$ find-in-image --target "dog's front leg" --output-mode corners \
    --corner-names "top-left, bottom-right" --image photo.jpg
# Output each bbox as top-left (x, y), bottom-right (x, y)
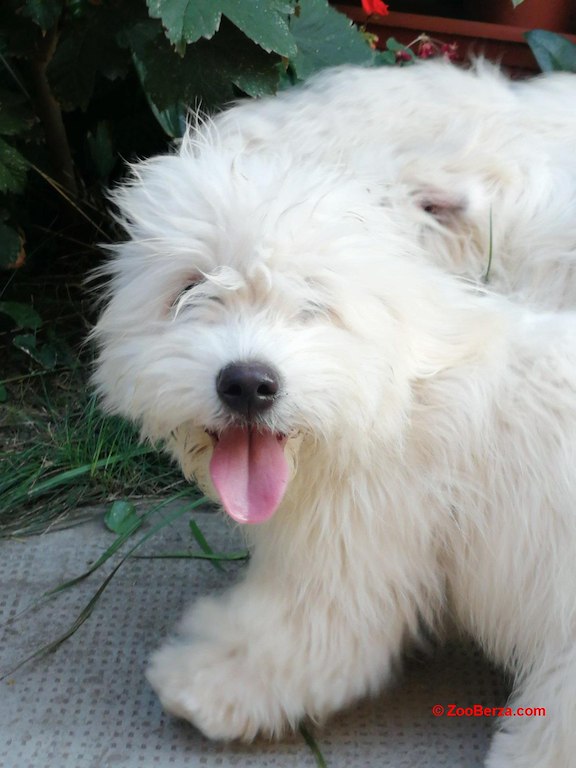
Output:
top-left (146, 558), bottom-right (408, 741)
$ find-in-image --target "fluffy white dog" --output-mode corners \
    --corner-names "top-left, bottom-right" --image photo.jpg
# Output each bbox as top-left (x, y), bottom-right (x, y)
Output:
top-left (94, 61), bottom-right (576, 768)
top-left (201, 59), bottom-right (576, 310)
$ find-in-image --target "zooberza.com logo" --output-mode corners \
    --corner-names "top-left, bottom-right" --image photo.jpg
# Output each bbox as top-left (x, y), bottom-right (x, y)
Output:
top-left (432, 704), bottom-right (546, 718)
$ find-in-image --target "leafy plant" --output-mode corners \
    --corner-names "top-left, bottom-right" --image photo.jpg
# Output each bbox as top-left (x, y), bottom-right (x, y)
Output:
top-left (0, 387), bottom-right (188, 535)
top-left (525, 30), bottom-right (576, 73)
top-left (0, 300), bottom-right (71, 395)
top-left (0, 0), bottom-right (376, 271)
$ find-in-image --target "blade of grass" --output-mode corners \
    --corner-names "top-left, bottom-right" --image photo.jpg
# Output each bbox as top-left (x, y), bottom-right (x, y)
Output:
top-left (0, 367), bottom-right (70, 386)
top-left (189, 517), bottom-right (226, 572)
top-left (25, 445), bottom-right (154, 498)
top-left (31, 164), bottom-right (112, 241)
top-left (0, 54), bottom-right (32, 99)
top-left (299, 723), bottom-right (328, 768)
top-left (133, 551), bottom-right (249, 561)
top-left (3, 498), bottom-right (210, 678)
top-left (12, 492), bottom-right (207, 621)
top-left (483, 207), bottom-right (494, 284)
top-left (1, 559), bottom-right (125, 681)
top-left (2, 444), bottom-right (154, 513)
top-left (44, 491), bottom-right (207, 597)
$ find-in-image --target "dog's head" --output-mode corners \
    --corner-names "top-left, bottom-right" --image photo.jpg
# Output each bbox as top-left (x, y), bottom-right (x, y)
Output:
top-left (94, 140), bottom-right (495, 524)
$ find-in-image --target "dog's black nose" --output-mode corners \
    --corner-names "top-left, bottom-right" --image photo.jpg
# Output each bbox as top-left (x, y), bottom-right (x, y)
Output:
top-left (216, 362), bottom-right (280, 417)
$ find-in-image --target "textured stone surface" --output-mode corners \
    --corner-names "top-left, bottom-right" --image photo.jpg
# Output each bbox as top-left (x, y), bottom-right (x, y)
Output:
top-left (0, 510), bottom-right (508, 768)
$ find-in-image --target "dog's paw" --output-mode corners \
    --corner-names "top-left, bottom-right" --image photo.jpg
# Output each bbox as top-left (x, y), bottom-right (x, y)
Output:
top-left (146, 641), bottom-right (292, 741)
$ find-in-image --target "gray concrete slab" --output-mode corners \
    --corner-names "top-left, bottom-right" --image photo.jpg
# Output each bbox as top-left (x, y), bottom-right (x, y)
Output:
top-left (0, 510), bottom-right (508, 768)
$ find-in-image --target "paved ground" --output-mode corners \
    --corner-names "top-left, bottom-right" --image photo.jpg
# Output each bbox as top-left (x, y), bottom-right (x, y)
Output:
top-left (0, 508), bottom-right (508, 768)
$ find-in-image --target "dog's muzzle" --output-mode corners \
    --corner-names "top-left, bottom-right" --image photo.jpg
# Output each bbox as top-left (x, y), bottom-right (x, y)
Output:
top-left (209, 360), bottom-right (288, 525)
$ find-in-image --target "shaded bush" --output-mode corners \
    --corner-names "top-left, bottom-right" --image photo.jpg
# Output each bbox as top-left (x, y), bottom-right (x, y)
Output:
top-left (0, 0), bottom-right (376, 268)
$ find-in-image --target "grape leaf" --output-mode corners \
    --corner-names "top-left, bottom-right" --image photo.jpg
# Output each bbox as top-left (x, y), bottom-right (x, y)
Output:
top-left (289, 0), bottom-right (373, 80)
top-left (146, 0), bottom-right (222, 45)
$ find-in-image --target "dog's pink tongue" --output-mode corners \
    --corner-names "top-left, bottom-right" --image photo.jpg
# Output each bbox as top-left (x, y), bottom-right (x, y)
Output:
top-left (209, 426), bottom-right (289, 524)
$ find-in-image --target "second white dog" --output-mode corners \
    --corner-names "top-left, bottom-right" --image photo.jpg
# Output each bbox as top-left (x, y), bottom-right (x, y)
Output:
top-left (204, 59), bottom-right (576, 309)
top-left (94, 62), bottom-right (576, 768)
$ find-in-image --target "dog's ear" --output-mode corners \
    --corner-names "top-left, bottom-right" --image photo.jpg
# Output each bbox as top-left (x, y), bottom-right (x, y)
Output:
top-left (414, 187), bottom-right (468, 225)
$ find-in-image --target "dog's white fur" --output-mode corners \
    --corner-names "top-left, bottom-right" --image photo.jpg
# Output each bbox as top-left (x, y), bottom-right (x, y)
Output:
top-left (94, 61), bottom-right (576, 768)
top-left (201, 59), bottom-right (576, 310)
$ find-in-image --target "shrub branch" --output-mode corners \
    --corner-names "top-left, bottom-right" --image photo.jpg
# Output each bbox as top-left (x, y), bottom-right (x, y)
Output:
top-left (26, 26), bottom-right (77, 197)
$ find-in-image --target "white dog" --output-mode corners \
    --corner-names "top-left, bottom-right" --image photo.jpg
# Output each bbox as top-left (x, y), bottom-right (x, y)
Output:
top-left (201, 59), bottom-right (576, 310)
top-left (94, 61), bottom-right (576, 768)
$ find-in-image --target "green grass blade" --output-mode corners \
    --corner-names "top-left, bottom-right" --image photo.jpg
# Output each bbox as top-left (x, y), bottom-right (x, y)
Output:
top-left (189, 517), bottom-right (225, 572)
top-left (133, 550), bottom-right (249, 561)
top-left (483, 207), bottom-right (494, 284)
top-left (45, 491), bottom-right (208, 596)
top-left (5, 497), bottom-right (212, 676)
top-left (25, 445), bottom-right (153, 498)
top-left (1, 559), bottom-right (125, 681)
top-left (299, 723), bottom-right (329, 768)
top-left (42, 514), bottom-right (144, 598)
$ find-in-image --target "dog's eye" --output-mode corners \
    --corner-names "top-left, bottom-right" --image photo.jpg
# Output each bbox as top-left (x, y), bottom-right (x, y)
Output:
top-left (181, 277), bottom-right (202, 294)
top-left (170, 276), bottom-right (206, 315)
top-left (173, 276), bottom-right (203, 304)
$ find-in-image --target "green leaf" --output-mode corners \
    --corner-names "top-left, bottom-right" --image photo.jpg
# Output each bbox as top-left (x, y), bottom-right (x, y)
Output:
top-left (221, 0), bottom-right (296, 57)
top-left (104, 500), bottom-right (143, 535)
top-left (222, 23), bottom-right (283, 97)
top-left (132, 22), bottom-right (280, 111)
top-left (149, 101), bottom-right (188, 138)
top-left (44, 326), bottom-right (76, 367)
top-left (0, 382), bottom-right (7, 402)
top-left (289, 0), bottom-right (373, 80)
top-left (231, 59), bottom-right (282, 98)
top-left (0, 137), bottom-right (28, 193)
top-left (146, 0), bottom-right (222, 45)
top-left (132, 33), bottom-right (233, 109)
top-left (525, 30), bottom-right (576, 73)
top-left (386, 37), bottom-right (413, 56)
top-left (0, 301), bottom-right (42, 330)
top-left (86, 122), bottom-right (116, 180)
top-left (12, 334), bottom-right (57, 369)
top-left (21, 0), bottom-right (63, 30)
top-left (384, 37), bottom-right (403, 51)
top-left (0, 223), bottom-right (25, 269)
top-left (130, 50), bottom-right (187, 137)
top-left (374, 49), bottom-right (398, 66)
top-left (47, 8), bottom-right (131, 109)
top-left (372, 37), bottom-right (413, 66)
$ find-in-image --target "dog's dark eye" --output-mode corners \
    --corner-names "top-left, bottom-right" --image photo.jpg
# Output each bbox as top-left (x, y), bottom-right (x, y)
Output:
top-left (173, 276), bottom-right (203, 305)
top-left (171, 276), bottom-right (203, 309)
top-left (181, 278), bottom-right (202, 294)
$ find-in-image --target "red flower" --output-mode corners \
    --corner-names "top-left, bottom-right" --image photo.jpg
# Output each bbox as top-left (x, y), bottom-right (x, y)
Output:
top-left (361, 0), bottom-right (390, 16)
top-left (417, 40), bottom-right (435, 59)
top-left (440, 42), bottom-right (459, 61)
top-left (395, 49), bottom-right (412, 62)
